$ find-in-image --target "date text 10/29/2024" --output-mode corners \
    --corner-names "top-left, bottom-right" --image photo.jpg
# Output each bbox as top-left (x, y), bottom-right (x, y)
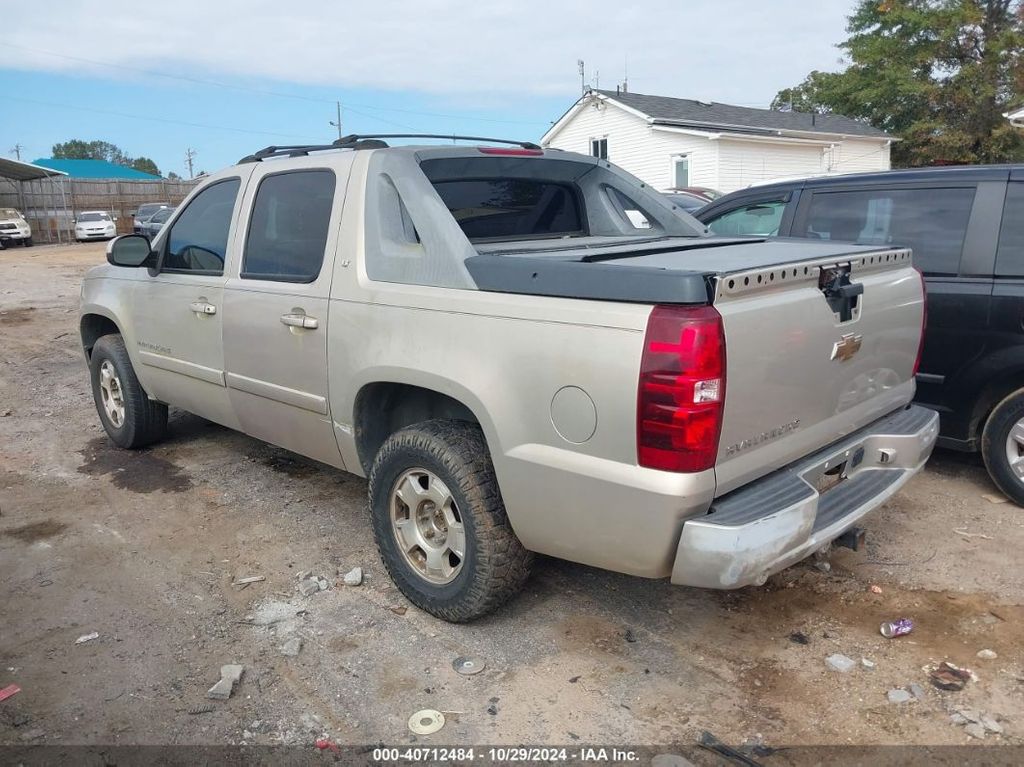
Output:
top-left (373, 747), bottom-right (640, 762)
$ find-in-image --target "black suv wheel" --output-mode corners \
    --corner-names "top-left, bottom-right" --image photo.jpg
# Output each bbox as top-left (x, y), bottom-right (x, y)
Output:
top-left (981, 389), bottom-right (1024, 506)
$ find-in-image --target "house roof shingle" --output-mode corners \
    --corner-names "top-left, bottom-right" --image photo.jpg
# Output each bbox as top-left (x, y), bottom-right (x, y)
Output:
top-left (595, 89), bottom-right (890, 139)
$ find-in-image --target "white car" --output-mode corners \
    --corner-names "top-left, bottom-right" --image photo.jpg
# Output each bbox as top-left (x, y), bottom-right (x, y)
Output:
top-left (0, 207), bottom-right (32, 248)
top-left (75, 211), bottom-right (118, 242)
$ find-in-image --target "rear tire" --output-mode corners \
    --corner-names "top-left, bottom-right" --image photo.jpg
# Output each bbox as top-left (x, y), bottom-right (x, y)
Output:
top-left (368, 419), bottom-right (532, 622)
top-left (89, 334), bottom-right (168, 449)
top-left (981, 388), bottom-right (1024, 506)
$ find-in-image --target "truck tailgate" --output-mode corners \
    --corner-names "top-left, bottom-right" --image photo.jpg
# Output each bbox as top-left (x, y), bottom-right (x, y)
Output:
top-left (711, 247), bottom-right (923, 495)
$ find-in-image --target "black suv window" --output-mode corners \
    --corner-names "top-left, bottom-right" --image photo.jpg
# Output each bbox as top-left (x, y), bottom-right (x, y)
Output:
top-left (996, 183), bottom-right (1024, 277)
top-left (801, 187), bottom-right (976, 275)
top-left (242, 170), bottom-right (336, 282)
top-left (164, 179), bottom-right (240, 274)
top-left (706, 198), bottom-right (788, 236)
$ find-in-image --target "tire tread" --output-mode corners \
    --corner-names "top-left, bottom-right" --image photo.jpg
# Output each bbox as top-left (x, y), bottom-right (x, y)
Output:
top-left (981, 388), bottom-right (1024, 507)
top-left (368, 419), bottom-right (532, 622)
top-left (91, 333), bottom-right (168, 449)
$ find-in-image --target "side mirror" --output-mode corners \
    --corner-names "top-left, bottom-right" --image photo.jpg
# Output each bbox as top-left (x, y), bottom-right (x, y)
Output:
top-left (107, 234), bottom-right (153, 267)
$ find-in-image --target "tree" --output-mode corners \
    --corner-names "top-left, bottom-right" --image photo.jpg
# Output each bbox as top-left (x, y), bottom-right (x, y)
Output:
top-left (130, 157), bottom-right (161, 176)
top-left (51, 139), bottom-right (161, 176)
top-left (167, 171), bottom-right (182, 180)
top-left (773, 0), bottom-right (1024, 166)
top-left (771, 72), bottom-right (843, 114)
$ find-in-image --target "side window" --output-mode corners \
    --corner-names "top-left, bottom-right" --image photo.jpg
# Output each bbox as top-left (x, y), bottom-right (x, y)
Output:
top-left (706, 199), bottom-right (788, 236)
top-left (163, 178), bottom-right (241, 274)
top-left (996, 183), bottom-right (1024, 277)
top-left (242, 170), bottom-right (336, 282)
top-left (802, 187), bottom-right (975, 275)
top-left (590, 137), bottom-right (608, 160)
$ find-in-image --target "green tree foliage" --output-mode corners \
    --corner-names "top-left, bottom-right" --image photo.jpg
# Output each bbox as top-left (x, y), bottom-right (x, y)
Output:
top-left (773, 0), bottom-right (1024, 166)
top-left (51, 140), bottom-right (162, 176)
top-left (130, 157), bottom-right (160, 176)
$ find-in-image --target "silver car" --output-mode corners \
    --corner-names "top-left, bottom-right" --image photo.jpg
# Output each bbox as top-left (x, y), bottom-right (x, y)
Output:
top-left (138, 207), bottom-right (174, 240)
top-left (79, 138), bottom-right (935, 621)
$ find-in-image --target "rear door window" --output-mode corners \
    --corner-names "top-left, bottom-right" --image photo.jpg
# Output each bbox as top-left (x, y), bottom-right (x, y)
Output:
top-left (705, 198), bottom-right (788, 236)
top-left (242, 170), bottom-right (336, 282)
top-left (801, 187), bottom-right (976, 275)
top-left (996, 183), bottom-right (1024, 277)
top-left (430, 178), bottom-right (583, 240)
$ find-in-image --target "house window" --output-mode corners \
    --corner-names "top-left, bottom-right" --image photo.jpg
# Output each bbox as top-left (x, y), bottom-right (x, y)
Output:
top-left (590, 137), bottom-right (608, 160)
top-left (672, 155), bottom-right (690, 189)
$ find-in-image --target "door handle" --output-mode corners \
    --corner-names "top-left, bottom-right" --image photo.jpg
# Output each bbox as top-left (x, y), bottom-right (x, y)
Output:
top-left (189, 301), bottom-right (217, 315)
top-left (280, 312), bottom-right (319, 330)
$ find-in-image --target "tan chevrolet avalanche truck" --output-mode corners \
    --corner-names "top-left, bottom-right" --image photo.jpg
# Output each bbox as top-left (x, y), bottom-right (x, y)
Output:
top-left (79, 135), bottom-right (937, 621)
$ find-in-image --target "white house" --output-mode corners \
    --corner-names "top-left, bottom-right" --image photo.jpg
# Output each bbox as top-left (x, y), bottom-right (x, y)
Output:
top-left (1008, 106), bottom-right (1024, 128)
top-left (542, 89), bottom-right (893, 194)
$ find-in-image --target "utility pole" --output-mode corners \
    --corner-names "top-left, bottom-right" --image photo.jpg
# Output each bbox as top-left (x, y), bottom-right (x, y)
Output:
top-left (185, 147), bottom-right (197, 179)
top-left (329, 101), bottom-right (343, 140)
top-left (10, 143), bottom-right (23, 161)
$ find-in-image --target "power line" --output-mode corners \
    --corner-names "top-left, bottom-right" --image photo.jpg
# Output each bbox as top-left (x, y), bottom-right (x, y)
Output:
top-left (5, 95), bottom-right (319, 140)
top-left (0, 41), bottom-right (552, 127)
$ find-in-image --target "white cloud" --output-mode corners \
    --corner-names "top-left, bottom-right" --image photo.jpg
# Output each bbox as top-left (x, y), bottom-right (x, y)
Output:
top-left (3, 0), bottom-right (852, 105)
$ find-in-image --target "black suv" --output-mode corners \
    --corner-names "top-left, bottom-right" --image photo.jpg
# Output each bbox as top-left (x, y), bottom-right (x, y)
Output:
top-left (697, 166), bottom-right (1024, 504)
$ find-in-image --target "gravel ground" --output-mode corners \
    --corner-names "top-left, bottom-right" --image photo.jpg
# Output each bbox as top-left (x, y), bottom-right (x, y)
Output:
top-left (1, 243), bottom-right (1022, 754)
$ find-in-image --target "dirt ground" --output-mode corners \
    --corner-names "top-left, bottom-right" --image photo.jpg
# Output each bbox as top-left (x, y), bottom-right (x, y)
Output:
top-left (1, 243), bottom-right (1022, 754)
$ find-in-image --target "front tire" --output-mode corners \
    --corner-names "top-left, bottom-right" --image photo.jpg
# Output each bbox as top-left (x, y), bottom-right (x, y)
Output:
top-left (89, 334), bottom-right (168, 449)
top-left (368, 419), bottom-right (532, 622)
top-left (23, 238), bottom-right (32, 247)
top-left (981, 388), bottom-right (1024, 506)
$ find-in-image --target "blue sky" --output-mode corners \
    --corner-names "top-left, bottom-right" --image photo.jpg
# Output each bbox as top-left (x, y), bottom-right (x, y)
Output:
top-left (0, 1), bottom-right (854, 178)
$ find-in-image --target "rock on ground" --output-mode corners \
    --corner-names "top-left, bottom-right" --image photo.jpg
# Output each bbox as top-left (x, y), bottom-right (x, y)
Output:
top-left (825, 654), bottom-right (857, 673)
top-left (887, 689), bottom-right (913, 704)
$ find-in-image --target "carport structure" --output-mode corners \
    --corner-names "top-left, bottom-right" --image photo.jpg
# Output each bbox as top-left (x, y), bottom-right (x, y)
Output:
top-left (0, 157), bottom-right (71, 244)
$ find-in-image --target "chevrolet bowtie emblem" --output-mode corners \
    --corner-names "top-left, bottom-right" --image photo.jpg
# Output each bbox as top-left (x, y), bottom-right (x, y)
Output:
top-left (831, 333), bottom-right (863, 362)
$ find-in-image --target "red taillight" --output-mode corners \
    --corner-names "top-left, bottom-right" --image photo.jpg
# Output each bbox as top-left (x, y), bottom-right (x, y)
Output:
top-left (637, 305), bottom-right (726, 473)
top-left (913, 268), bottom-right (927, 377)
top-left (477, 147), bottom-right (544, 156)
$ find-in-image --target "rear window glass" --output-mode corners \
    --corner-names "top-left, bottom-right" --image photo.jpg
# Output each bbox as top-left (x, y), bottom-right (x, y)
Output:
top-left (430, 179), bottom-right (583, 240)
top-left (801, 187), bottom-right (975, 275)
top-left (996, 183), bottom-right (1024, 277)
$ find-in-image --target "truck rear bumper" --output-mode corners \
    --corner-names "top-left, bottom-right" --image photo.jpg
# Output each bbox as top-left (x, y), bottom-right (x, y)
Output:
top-left (671, 405), bottom-right (938, 589)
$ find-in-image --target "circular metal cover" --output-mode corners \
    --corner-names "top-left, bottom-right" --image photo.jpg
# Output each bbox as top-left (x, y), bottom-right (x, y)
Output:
top-left (452, 656), bottom-right (486, 676)
top-left (408, 709), bottom-right (445, 735)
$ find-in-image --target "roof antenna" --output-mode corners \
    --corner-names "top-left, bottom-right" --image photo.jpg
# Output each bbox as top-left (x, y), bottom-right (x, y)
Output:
top-left (578, 59), bottom-right (586, 95)
top-left (623, 54), bottom-right (628, 94)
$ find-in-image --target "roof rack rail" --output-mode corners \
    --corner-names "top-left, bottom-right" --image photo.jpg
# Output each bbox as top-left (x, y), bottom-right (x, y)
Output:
top-left (333, 133), bottom-right (542, 150)
top-left (238, 134), bottom-right (542, 163)
top-left (238, 141), bottom-right (386, 164)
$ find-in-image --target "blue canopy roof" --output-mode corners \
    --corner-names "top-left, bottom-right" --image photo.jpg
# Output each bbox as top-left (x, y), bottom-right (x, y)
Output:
top-left (32, 159), bottom-right (162, 180)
